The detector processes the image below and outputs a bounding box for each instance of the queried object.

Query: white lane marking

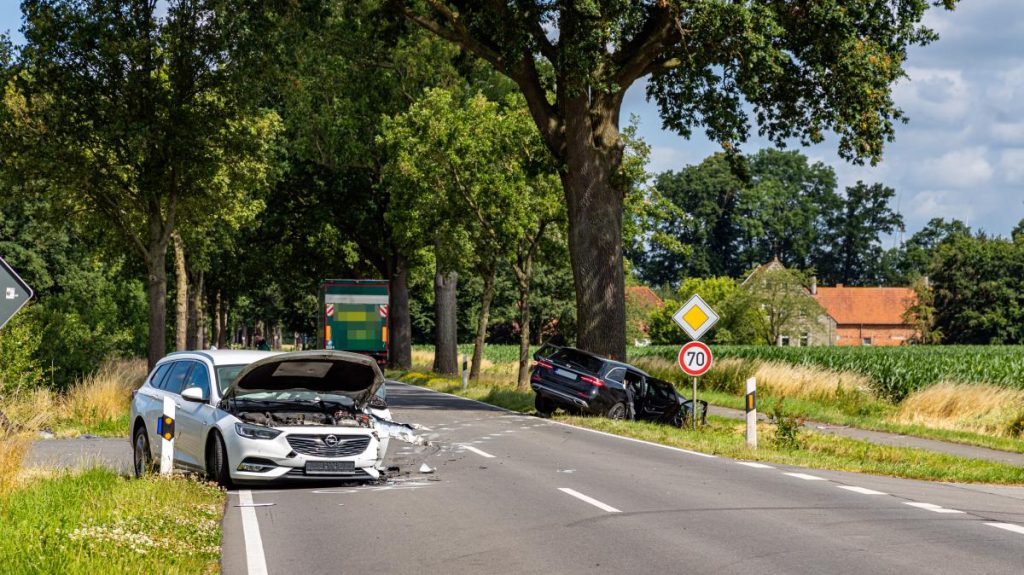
[785,472,827,481]
[235,503,276,507]
[558,488,621,513]
[985,522,1024,535]
[837,486,887,495]
[736,462,774,469]
[520,426,531,429]
[238,490,269,575]
[903,502,965,514]
[461,444,496,458]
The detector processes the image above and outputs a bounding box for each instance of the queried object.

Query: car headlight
[234,422,282,440]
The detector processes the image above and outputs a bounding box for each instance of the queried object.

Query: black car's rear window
[549,349,604,374]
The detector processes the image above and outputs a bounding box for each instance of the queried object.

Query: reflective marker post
[158,396,176,475]
[461,355,469,391]
[745,377,757,449]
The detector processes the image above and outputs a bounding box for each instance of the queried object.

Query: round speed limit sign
[678,341,713,377]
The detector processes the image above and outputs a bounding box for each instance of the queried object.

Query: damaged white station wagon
[130,350,425,486]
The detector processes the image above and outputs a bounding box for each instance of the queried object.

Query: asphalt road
[220,382,1024,575]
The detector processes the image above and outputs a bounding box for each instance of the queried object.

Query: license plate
[555,368,577,380]
[305,460,356,475]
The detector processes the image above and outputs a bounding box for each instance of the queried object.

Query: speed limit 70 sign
[678,341,713,377]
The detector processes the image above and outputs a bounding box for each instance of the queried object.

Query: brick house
[812,284,918,346]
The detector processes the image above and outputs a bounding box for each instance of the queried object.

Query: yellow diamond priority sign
[672,294,719,341]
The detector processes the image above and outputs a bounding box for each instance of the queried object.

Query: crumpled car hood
[224,350,384,408]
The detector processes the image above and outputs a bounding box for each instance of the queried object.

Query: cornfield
[631,345,1024,402]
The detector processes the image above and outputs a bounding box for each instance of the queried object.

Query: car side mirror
[181,386,207,402]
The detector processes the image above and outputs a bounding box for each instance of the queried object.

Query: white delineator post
[461,354,469,391]
[160,396,175,475]
[745,377,757,449]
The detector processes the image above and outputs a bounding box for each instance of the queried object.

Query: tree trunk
[218,296,228,349]
[432,268,459,375]
[187,269,204,349]
[145,250,168,370]
[172,232,188,351]
[470,268,495,381]
[515,278,531,391]
[211,290,222,349]
[388,254,412,369]
[561,109,627,361]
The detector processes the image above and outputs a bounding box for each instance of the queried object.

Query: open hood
[225,350,384,407]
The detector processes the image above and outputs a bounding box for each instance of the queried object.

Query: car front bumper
[223,425,382,483]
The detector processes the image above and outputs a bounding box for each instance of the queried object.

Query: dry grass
[894,382,1024,437]
[63,358,146,429]
[754,361,874,401]
[0,396,48,496]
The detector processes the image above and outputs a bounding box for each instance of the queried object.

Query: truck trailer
[317,279,389,364]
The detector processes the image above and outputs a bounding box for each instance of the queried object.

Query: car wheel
[206,431,233,488]
[133,426,153,478]
[606,402,627,420]
[535,394,556,417]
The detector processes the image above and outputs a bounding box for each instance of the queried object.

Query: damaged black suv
[530,345,707,427]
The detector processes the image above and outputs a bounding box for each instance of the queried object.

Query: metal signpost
[672,295,718,430]
[0,256,33,331]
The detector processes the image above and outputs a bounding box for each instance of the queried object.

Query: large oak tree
[401,0,957,359]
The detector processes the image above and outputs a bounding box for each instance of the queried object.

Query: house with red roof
[812,284,918,346]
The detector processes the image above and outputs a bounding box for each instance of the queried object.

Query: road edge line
[238,490,269,575]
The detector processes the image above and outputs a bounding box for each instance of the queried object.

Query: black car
[530,345,707,427]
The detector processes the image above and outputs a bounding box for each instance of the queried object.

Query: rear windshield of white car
[216,365,247,394]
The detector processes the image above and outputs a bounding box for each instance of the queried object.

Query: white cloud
[913,147,994,189]
[894,68,971,122]
[1000,149,1024,184]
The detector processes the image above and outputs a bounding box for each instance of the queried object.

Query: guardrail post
[159,396,176,475]
[745,377,757,449]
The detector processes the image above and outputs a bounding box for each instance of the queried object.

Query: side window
[183,362,211,398]
[161,362,194,395]
[148,363,173,389]
[605,368,625,383]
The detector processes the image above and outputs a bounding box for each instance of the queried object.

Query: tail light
[581,375,604,387]
[535,360,554,370]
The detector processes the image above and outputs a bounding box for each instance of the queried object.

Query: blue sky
[3,2,1022,238]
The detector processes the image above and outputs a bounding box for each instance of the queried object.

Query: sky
[2,2,1022,238]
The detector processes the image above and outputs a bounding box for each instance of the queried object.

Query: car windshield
[549,349,604,374]
[216,365,247,395]
[232,389,356,408]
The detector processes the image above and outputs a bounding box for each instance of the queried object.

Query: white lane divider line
[837,486,887,495]
[558,488,621,513]
[238,490,269,575]
[736,461,774,469]
[461,444,496,458]
[784,472,827,481]
[986,522,1024,535]
[903,502,965,514]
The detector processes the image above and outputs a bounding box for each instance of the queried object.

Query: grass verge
[0,468,224,574]
[390,370,1024,485]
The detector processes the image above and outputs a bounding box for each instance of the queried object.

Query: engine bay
[236,407,372,428]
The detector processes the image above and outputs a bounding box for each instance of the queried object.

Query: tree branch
[612,4,681,89]
[403,2,504,70]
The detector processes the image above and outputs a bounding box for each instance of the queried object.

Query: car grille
[286,434,370,457]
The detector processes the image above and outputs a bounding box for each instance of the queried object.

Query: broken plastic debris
[419,463,435,474]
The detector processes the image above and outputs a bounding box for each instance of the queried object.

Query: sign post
[0,257,33,331]
[672,294,718,430]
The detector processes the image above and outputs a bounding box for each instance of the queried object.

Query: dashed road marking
[238,490,268,575]
[904,502,965,514]
[784,472,827,481]
[736,462,774,469]
[461,444,496,458]
[558,488,621,513]
[985,522,1024,535]
[837,486,887,495]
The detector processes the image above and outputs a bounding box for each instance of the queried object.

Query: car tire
[535,394,556,417]
[606,402,627,420]
[133,425,153,478]
[206,431,233,488]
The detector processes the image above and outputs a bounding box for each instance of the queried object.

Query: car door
[636,377,678,421]
[152,361,194,464]
[136,362,173,444]
[174,360,215,470]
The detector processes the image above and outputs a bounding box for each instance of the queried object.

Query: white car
[129,349,405,485]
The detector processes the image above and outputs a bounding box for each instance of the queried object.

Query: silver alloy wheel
[607,402,626,420]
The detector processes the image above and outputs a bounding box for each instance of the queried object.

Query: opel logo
[324,435,339,447]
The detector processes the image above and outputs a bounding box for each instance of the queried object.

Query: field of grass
[0,469,223,574]
[390,369,1024,485]
[631,345,1024,401]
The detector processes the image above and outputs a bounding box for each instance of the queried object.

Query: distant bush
[0,306,44,395]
